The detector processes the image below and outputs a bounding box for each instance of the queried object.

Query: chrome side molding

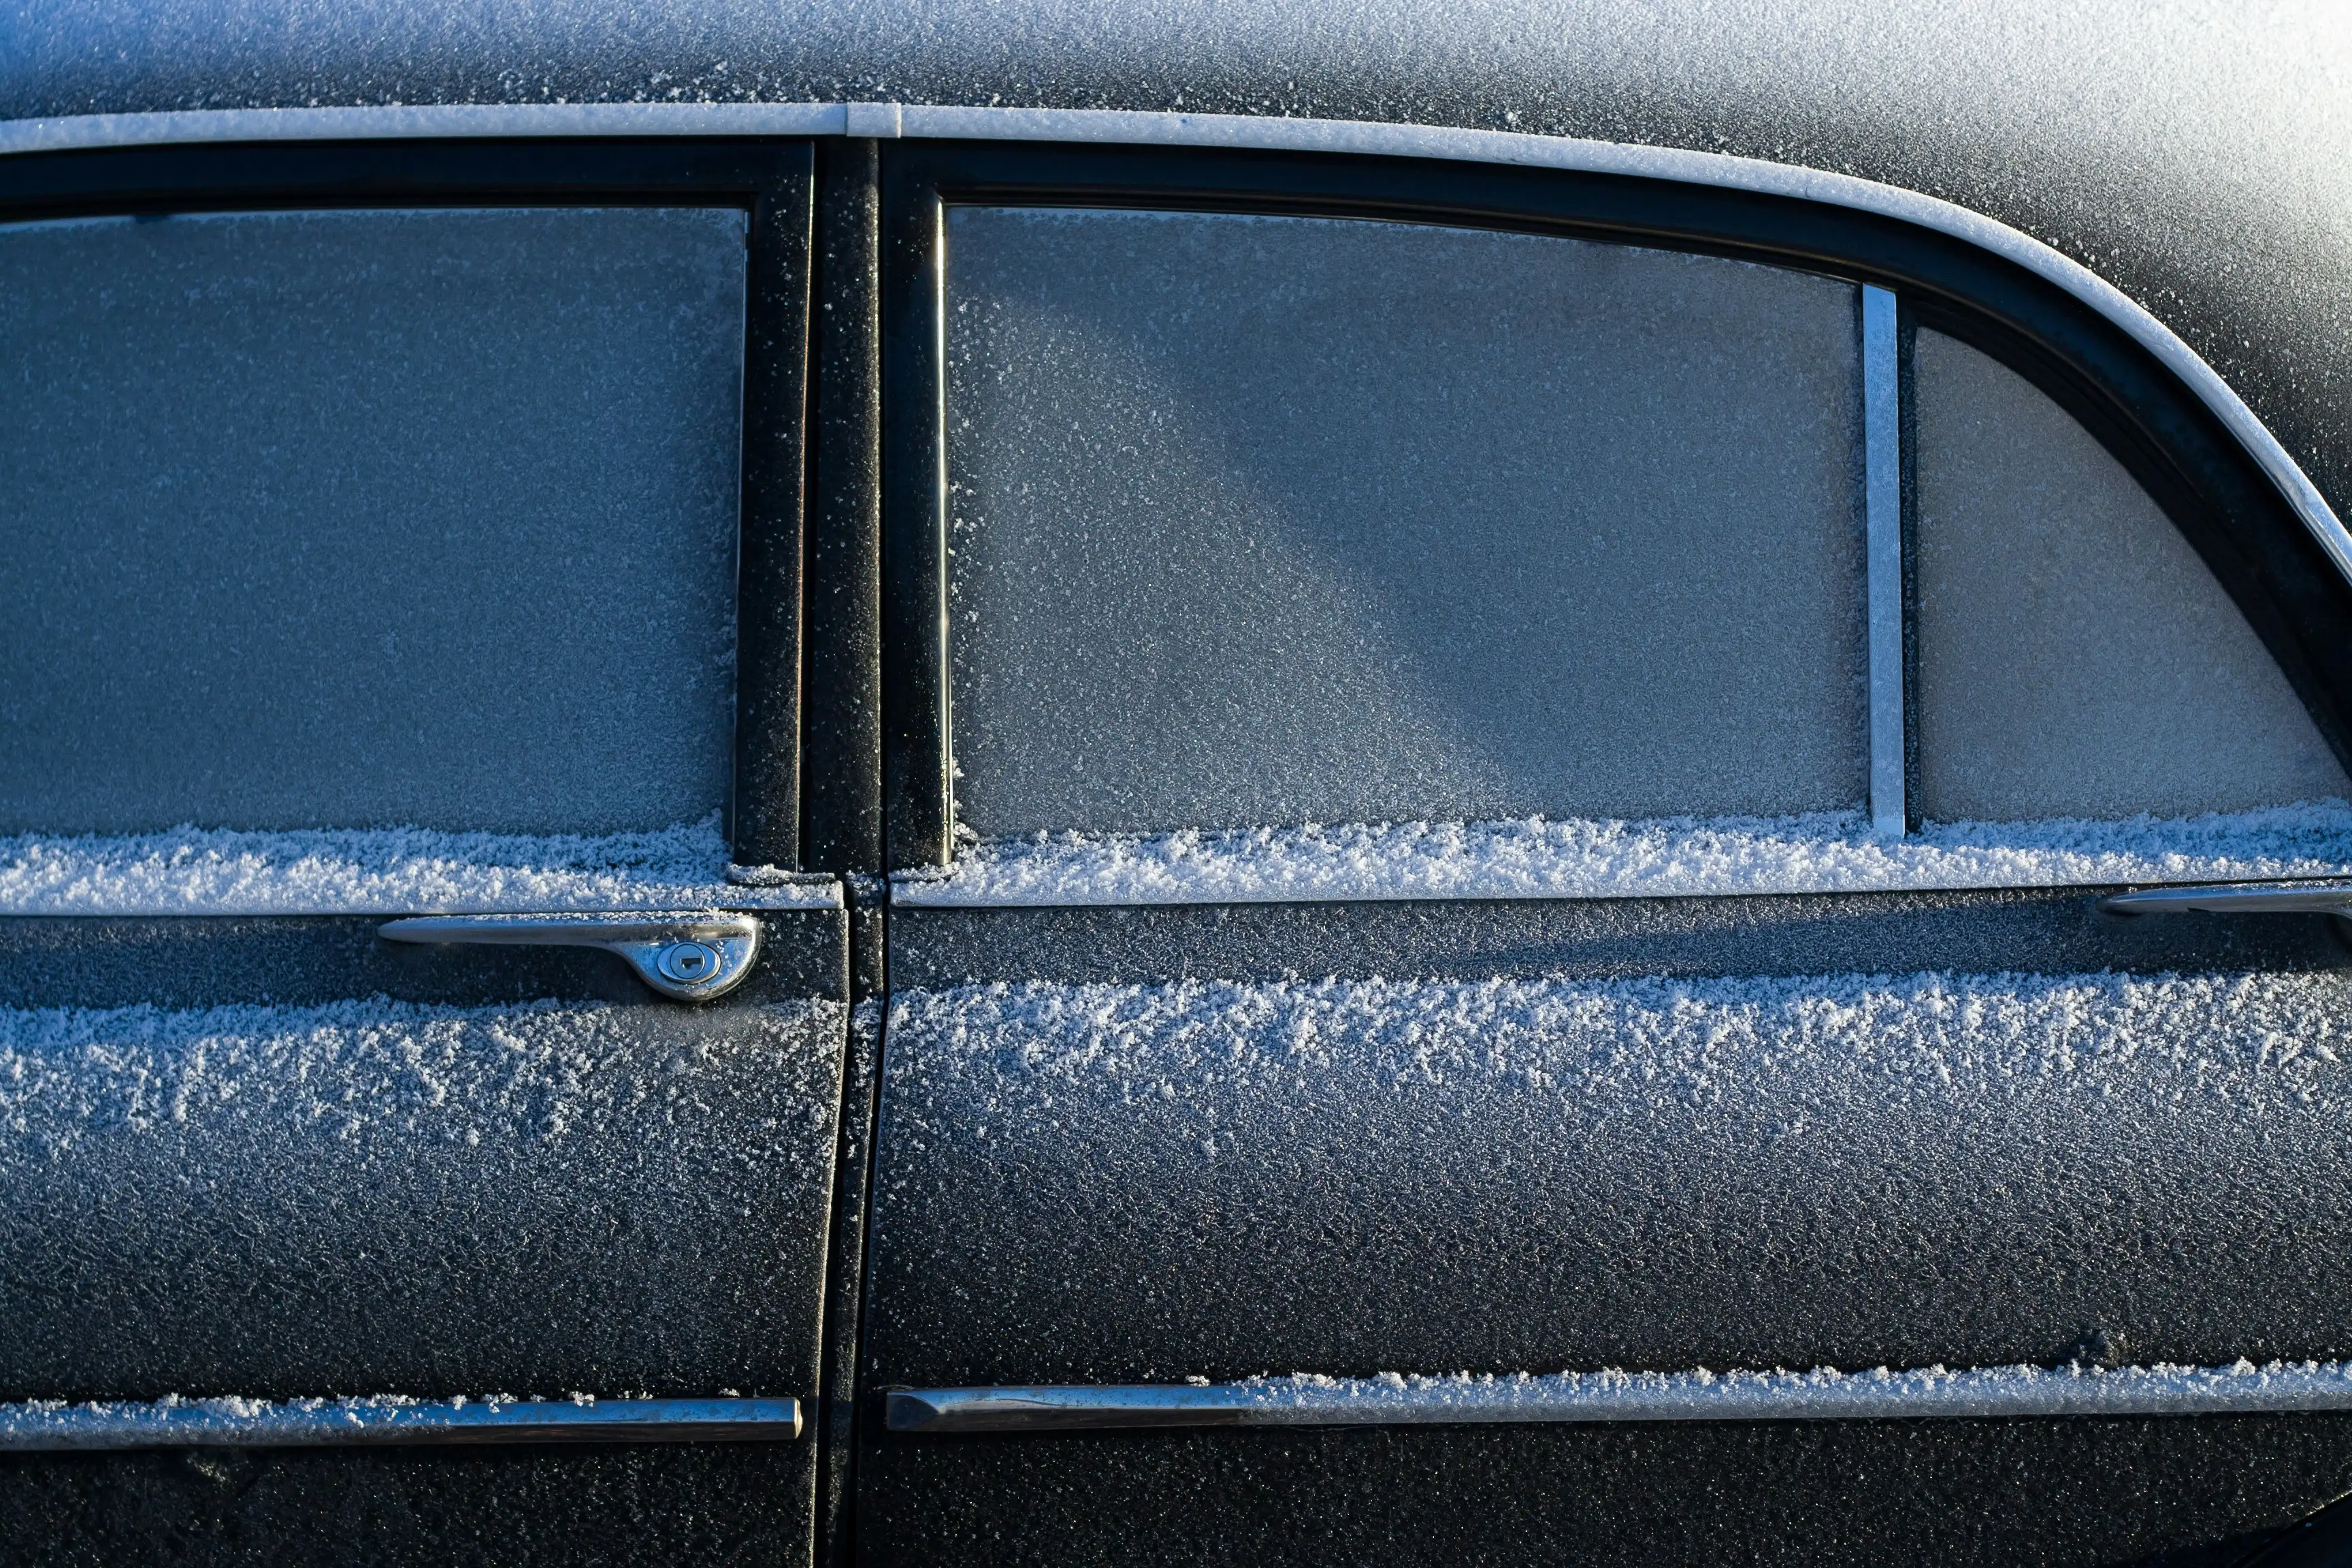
[2100,881,2352,919]
[887,1362,2352,1434]
[0,1394,801,1451]
[379,912,761,1001]
[892,1385,1252,1433]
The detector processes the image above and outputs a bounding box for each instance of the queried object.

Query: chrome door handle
[2099,881,2352,920]
[379,913,761,1001]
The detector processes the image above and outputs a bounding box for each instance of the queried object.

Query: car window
[943,207,1867,836]
[0,206,747,835]
[1912,327,2347,820]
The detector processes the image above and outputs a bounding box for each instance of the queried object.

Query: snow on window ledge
[891,804,2352,908]
[0,816,840,916]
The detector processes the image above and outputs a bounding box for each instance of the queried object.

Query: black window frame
[0,138,817,867]
[880,139,2352,866]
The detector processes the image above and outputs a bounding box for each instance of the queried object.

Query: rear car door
[855,142,2352,1563]
[0,142,848,1565]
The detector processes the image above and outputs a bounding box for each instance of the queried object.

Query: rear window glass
[0,206,747,835]
[943,208,1867,837]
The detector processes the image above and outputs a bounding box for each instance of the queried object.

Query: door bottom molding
[887,1361,2352,1434]
[0,1394,802,1450]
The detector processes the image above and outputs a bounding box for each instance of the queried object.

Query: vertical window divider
[1897,299,1923,833]
[803,137,887,875]
[1863,282,1908,838]
[878,152,953,866]
[731,144,820,870]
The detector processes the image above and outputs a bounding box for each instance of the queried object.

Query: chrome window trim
[0,100,2341,591]
[1861,283,1907,838]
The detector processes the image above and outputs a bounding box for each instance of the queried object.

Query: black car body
[7,3,2352,1563]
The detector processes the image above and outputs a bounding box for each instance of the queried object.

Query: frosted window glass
[0,207,747,835]
[944,208,1867,836]
[1913,328,2346,821]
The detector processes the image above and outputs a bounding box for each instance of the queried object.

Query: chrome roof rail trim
[0,101,851,150]
[887,1362,2352,1434]
[0,100,2342,587]
[0,1394,802,1450]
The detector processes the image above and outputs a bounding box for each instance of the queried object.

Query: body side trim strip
[0,1395,802,1450]
[887,1362,2352,1434]
[2102,881,2352,917]
[0,100,2340,586]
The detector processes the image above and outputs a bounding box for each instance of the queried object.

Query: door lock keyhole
[655,941,722,985]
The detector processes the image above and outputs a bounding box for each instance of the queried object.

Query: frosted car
[7,3,2352,1565]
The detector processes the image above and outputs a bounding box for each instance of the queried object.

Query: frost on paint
[893,802,2352,906]
[0,996,838,1158]
[885,969,2352,1132]
[870,969,2352,1377]
[0,996,847,1394]
[0,815,837,915]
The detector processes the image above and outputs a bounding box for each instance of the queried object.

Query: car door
[0,140,852,1565]
[854,142,2352,1563]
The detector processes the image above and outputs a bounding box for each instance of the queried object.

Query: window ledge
[892,806,2352,909]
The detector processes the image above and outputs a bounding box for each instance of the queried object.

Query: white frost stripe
[0,821,840,915]
[2,101,2341,585]
[0,1394,802,1450]
[892,807,2352,907]
[891,1360,2352,1432]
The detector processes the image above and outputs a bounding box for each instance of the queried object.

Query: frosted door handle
[379,913,761,1000]
[2099,882,2352,919]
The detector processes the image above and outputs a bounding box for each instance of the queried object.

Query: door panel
[868,900,2352,1386]
[0,911,847,1561]
[7,1445,816,1567]
[862,144,2352,1563]
[860,901,2352,1564]
[864,1417,2352,1567]
[0,914,844,1401]
[0,143,832,1563]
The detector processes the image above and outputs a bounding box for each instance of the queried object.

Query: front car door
[0,140,851,1564]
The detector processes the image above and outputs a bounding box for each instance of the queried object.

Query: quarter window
[1911,327,2347,819]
